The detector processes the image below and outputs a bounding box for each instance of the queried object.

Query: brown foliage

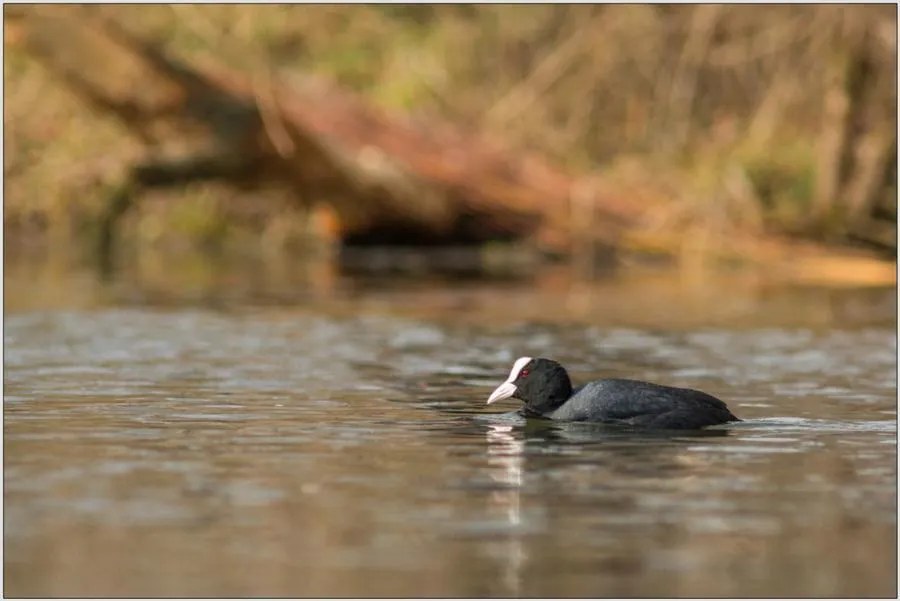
[4,5,896,256]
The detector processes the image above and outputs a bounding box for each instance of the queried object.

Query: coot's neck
[523,363,573,415]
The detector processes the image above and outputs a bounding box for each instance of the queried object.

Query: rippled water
[5,294,896,598]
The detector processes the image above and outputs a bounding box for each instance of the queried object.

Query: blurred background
[4,4,897,300]
[4,5,897,598]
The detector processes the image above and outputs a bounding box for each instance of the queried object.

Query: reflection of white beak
[487,381,518,405]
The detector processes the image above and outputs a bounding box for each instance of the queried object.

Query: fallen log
[7,6,639,269]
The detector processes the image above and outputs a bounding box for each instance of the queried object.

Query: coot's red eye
[520,369,530,377]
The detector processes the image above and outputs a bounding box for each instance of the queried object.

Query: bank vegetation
[4,5,896,280]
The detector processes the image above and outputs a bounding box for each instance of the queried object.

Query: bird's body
[487,357,740,430]
[544,378,738,429]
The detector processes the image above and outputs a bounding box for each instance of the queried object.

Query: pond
[4,256,897,597]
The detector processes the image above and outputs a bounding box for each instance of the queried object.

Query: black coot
[487,357,740,430]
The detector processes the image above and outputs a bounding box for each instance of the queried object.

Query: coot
[487,357,740,430]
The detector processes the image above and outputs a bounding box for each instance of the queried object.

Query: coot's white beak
[487,381,517,405]
[486,356,532,405]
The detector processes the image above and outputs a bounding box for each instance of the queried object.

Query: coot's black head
[487,357,573,415]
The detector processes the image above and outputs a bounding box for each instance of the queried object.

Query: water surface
[4,263,897,597]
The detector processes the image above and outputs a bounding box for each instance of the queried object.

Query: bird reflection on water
[485,424,526,596]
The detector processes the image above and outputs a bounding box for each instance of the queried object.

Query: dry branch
[8,6,639,258]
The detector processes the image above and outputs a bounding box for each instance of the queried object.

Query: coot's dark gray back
[549,378,738,429]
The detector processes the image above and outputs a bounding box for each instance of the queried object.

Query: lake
[4,255,897,596]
